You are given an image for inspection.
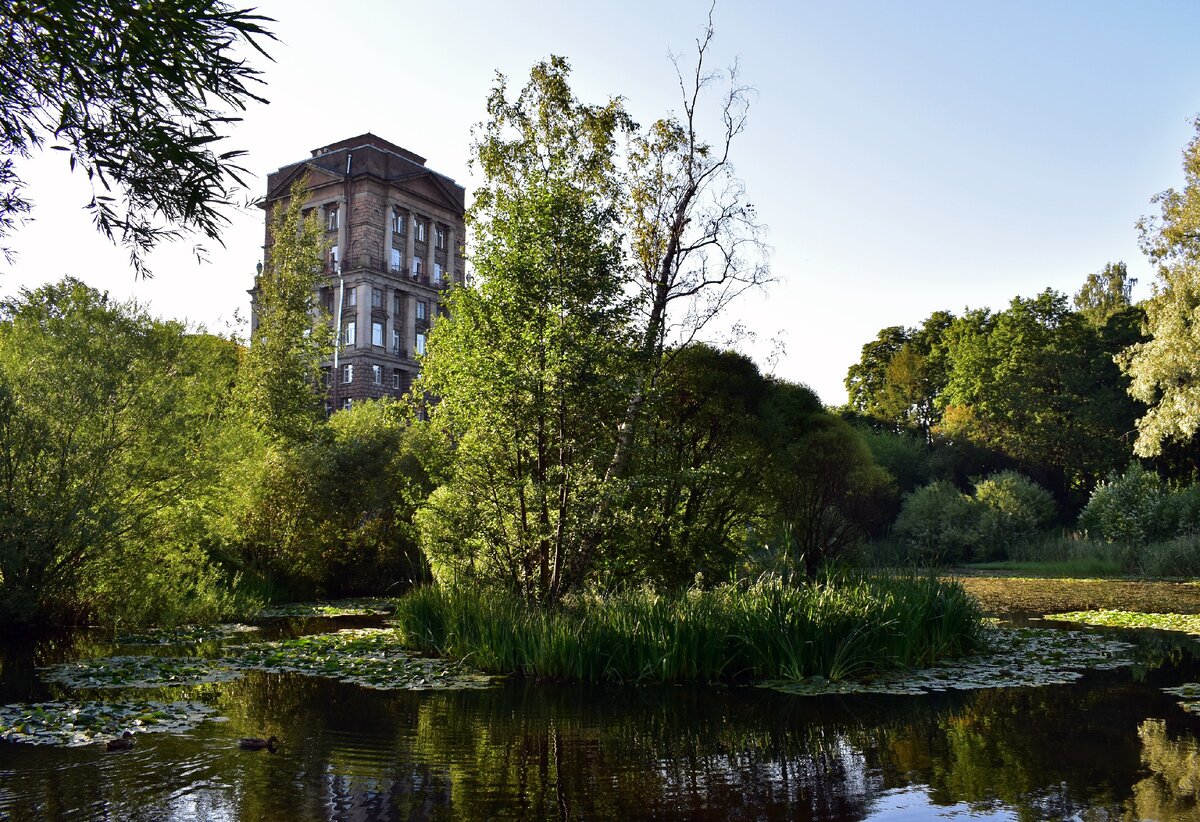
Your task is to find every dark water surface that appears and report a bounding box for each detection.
[4,615,1200,820]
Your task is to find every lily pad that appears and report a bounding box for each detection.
[255,598,396,618]
[224,628,496,690]
[1046,610,1200,636]
[116,623,257,646]
[761,626,1134,697]
[0,699,220,747]
[41,656,244,689]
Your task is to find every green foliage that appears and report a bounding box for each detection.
[392,574,983,683]
[0,1,275,273]
[0,278,247,625]
[1123,119,1200,457]
[893,472,1055,563]
[1078,464,1165,545]
[417,58,634,604]
[1073,261,1136,326]
[223,399,433,598]
[237,183,333,444]
[972,470,1056,556]
[1140,536,1200,577]
[892,481,980,563]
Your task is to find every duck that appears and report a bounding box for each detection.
[238,735,279,752]
[105,731,135,752]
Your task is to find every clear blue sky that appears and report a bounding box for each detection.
[7,0,1200,404]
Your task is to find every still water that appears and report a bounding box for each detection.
[2,614,1200,821]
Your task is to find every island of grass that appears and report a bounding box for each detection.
[390,574,985,684]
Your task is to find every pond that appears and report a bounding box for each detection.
[3,609,1200,820]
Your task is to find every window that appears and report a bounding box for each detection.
[326,205,339,231]
[392,328,401,352]
[416,300,427,321]
[344,320,356,346]
[372,288,382,308]
[372,364,382,384]
[414,218,426,243]
[435,226,446,249]
[328,245,339,271]
[391,370,401,389]
[415,332,426,356]
[433,262,443,285]
[371,321,384,346]
[347,286,356,306]
[392,207,405,235]
[390,248,401,273]
[343,363,354,383]
[393,294,403,314]
[412,256,423,277]
[321,367,331,387]
[342,398,353,410]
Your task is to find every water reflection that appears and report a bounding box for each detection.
[3,624,1200,819]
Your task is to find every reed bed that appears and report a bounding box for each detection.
[391,574,983,684]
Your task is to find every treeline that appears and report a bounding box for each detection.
[847,119,1200,570]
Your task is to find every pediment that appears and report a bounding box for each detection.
[266,162,344,202]
[392,171,464,213]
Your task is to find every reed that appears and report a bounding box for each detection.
[391,573,983,684]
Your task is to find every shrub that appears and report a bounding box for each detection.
[1140,536,1200,577]
[972,470,1056,559]
[1078,465,1164,545]
[892,481,980,563]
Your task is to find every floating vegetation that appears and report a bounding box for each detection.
[954,576,1200,617]
[0,700,220,747]
[255,598,396,618]
[1161,683,1200,715]
[41,656,243,689]
[116,623,257,646]
[1047,610,1200,636]
[224,628,496,690]
[760,626,1134,696]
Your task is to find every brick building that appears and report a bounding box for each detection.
[252,134,466,410]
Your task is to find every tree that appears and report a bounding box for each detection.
[0,1,274,274]
[237,182,333,444]
[1074,261,1136,327]
[0,279,239,623]
[416,58,633,604]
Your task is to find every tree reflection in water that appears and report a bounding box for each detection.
[3,629,1200,820]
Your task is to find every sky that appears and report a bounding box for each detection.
[7,0,1200,405]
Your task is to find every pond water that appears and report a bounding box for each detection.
[3,612,1200,821]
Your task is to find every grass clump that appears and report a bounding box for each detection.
[391,574,983,684]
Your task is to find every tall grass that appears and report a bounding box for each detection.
[391,574,983,684]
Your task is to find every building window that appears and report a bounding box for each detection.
[321,367,331,387]
[412,256,422,278]
[433,262,443,285]
[342,398,353,410]
[435,226,446,249]
[343,363,354,383]
[393,294,403,314]
[347,286,356,306]
[416,300,427,321]
[326,205,339,231]
[372,364,382,384]
[391,370,401,389]
[372,288,382,308]
[390,248,401,273]
[416,332,426,356]
[392,207,405,235]
[328,245,339,271]
[414,218,426,243]
[344,320,356,346]
[372,321,384,346]
[392,328,401,353]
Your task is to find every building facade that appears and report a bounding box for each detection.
[253,133,466,410]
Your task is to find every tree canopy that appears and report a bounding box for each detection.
[0,0,274,274]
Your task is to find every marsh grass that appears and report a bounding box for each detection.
[392,574,983,684]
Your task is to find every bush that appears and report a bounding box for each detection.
[892,481,980,563]
[1078,465,1164,545]
[972,470,1056,559]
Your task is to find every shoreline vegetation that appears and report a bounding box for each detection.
[389,575,984,684]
